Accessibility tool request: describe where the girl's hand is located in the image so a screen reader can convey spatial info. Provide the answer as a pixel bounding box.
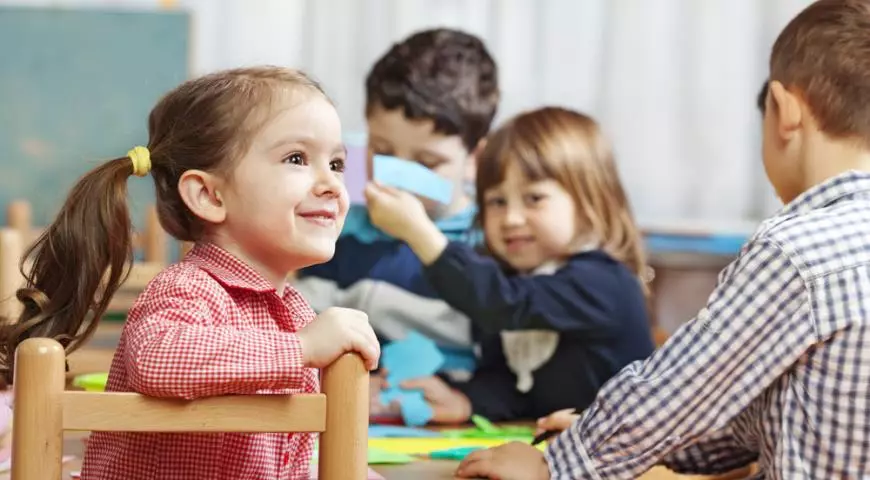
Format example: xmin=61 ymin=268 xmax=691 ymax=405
xmin=369 ymin=370 xmax=401 ymax=418
xmin=400 ymin=376 xmax=472 ymax=424
xmin=535 ymin=408 xmax=580 ymax=437
xmin=298 ymin=307 xmax=380 ymax=370
xmin=365 ymin=183 xmax=430 ymax=241
xmin=365 ymin=183 xmax=448 ymax=265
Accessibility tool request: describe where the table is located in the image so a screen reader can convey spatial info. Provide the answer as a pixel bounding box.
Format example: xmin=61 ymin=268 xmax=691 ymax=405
xmin=51 ymin=324 xmax=752 ymax=479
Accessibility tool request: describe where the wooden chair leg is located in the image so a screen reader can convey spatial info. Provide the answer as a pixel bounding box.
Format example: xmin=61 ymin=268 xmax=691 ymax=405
xmin=6 ymin=201 xmax=31 ymax=244
xmin=11 ymin=338 xmax=66 ymax=480
xmin=0 ymin=229 xmax=24 ymax=322
xmin=319 ymin=353 xmax=368 ymax=480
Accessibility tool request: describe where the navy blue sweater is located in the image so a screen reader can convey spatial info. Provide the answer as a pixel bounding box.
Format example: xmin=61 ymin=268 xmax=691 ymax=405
xmin=425 ymin=242 xmax=655 ymax=421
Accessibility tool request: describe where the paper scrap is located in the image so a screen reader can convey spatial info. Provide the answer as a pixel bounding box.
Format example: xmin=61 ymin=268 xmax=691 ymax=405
xmin=373 ymin=154 xmax=453 ymax=204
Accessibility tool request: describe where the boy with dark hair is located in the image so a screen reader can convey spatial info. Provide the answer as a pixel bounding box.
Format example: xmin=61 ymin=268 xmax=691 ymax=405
xmin=295 ymin=28 xmax=499 ymax=378
xmin=455 ymin=1 xmax=870 ymax=478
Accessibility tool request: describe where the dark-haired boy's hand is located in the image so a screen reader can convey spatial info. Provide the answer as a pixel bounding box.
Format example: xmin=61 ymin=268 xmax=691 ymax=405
xmin=455 ymin=442 xmax=550 ymax=479
xmin=365 ymin=183 xmax=449 ymax=265
xmin=400 ymin=376 xmax=472 ymax=424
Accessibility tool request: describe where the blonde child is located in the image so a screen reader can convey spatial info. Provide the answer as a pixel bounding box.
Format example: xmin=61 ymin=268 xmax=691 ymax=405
xmin=0 ymin=66 xmax=379 ymax=479
xmin=456 ymin=1 xmax=870 ymax=478
xmin=365 ymin=107 xmax=654 ymax=424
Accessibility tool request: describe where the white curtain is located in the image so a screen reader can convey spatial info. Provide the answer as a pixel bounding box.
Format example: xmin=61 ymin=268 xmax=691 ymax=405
xmin=3 ymin=0 xmax=816 ymax=228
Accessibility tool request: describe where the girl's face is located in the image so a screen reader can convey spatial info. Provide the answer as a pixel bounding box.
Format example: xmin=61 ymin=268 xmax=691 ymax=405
xmin=215 ymin=91 xmax=350 ymax=284
xmin=482 ymin=163 xmax=583 ymax=273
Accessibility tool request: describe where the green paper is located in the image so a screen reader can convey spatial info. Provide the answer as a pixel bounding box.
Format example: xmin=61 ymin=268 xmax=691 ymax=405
xmin=443 ymin=415 xmax=535 ymax=440
xmin=312 ymin=446 xmax=415 ymax=465
xmin=72 ymin=372 xmax=108 ymax=392
xmin=470 ymin=414 xmax=498 ymax=433
xmin=367 ymin=447 xmax=416 ymax=464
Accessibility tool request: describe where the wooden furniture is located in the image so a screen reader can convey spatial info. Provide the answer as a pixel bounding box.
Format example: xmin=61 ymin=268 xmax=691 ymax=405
xmin=11 ymin=338 xmax=368 ymax=480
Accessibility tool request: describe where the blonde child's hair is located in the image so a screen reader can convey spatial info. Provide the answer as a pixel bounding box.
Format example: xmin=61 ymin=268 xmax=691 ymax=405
xmin=476 ymin=106 xmax=649 ymax=293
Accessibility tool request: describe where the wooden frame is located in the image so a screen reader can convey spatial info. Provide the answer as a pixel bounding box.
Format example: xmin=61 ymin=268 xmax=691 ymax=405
xmin=11 ymin=338 xmax=368 ymax=479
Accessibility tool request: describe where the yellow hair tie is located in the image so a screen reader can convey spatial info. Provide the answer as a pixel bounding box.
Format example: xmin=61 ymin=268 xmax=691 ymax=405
xmin=128 ymin=146 xmax=151 ymax=177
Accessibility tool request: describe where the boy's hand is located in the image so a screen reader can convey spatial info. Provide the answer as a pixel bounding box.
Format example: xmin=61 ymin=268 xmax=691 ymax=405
xmin=455 ymin=442 xmax=550 ymax=479
xmin=400 ymin=376 xmax=472 ymax=424
xmin=365 ymin=183 xmax=449 ymax=265
xmin=535 ymin=408 xmax=581 ymax=437
xmin=298 ymin=307 xmax=380 ymax=370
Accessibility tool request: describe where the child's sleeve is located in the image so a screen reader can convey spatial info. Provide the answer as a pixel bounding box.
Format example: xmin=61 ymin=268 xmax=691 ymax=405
xmin=423 ymin=242 xmax=626 ymax=335
xmin=660 ymin=427 xmax=758 ymax=475
xmin=542 ymin=239 xmax=816 ymax=479
xmin=123 ymin=285 xmax=309 ymax=400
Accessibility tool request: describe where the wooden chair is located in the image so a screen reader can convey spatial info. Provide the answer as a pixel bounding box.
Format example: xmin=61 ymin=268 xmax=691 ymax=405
xmin=0 ymin=228 xmax=24 ymax=321
xmin=11 ymin=338 xmax=368 ymax=479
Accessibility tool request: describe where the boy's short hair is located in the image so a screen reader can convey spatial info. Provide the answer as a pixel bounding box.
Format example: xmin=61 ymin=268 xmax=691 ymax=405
xmin=757 ymin=81 xmax=769 ymax=113
xmin=365 ymin=28 xmax=499 ymax=151
xmin=770 ymin=0 xmax=870 ymax=145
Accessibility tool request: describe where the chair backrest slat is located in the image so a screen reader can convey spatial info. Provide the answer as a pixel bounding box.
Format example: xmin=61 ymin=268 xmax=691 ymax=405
xmin=62 ymin=391 xmax=327 ymax=433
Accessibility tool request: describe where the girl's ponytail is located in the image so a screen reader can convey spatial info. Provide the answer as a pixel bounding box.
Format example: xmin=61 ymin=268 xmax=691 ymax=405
xmin=0 ymin=149 xmax=148 ymax=384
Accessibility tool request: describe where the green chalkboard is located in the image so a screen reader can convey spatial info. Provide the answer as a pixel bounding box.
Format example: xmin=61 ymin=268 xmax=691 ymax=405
xmin=0 ymin=6 xmax=190 ymax=229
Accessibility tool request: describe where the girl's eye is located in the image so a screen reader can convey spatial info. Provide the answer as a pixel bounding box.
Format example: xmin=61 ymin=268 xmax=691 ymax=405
xmin=283 ymin=152 xmax=305 ymax=165
xmin=484 ymin=197 xmax=506 ymax=207
xmin=330 ymin=158 xmax=346 ymax=172
xmin=525 ymin=193 xmax=546 ymax=204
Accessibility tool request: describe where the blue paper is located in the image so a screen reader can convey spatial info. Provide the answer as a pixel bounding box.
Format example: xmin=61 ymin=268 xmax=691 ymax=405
xmin=429 ymin=446 xmax=484 ymax=460
xmin=381 ymin=331 xmax=445 ymax=386
xmin=377 ymin=331 xmax=445 ymax=427
xmin=368 ymin=425 xmax=441 ymax=438
xmin=397 ymin=390 xmax=434 ymax=427
xmin=373 ymin=154 xmax=453 ymax=204
xmin=379 ymin=389 xmax=434 ymax=426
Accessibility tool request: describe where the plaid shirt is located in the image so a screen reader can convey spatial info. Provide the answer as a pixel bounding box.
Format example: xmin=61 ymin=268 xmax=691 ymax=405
xmin=546 ymin=171 xmax=870 ymax=479
xmin=81 ymin=243 xmax=319 ymax=480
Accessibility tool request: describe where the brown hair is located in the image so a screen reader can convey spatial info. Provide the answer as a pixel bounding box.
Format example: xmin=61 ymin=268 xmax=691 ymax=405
xmin=770 ymin=0 xmax=870 ymax=145
xmin=0 ymin=66 xmax=326 ymax=384
xmin=365 ymin=28 xmax=500 ymax=151
xmin=476 ymin=106 xmax=649 ymax=294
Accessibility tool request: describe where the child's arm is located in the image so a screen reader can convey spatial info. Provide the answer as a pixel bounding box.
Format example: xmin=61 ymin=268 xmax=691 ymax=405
xmin=660 ymin=427 xmax=758 ymax=475
xmin=417 ymin=240 xmax=627 ymax=335
xmin=541 ymin=239 xmax=815 ymax=478
xmin=115 ymin=273 xmax=379 ymax=400
xmin=124 ymin=292 xmax=309 ymax=399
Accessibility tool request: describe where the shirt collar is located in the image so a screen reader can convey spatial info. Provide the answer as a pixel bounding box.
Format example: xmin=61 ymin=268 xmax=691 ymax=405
xmin=186 ymin=242 xmax=276 ymax=294
xmin=775 ymin=170 xmax=870 ymax=219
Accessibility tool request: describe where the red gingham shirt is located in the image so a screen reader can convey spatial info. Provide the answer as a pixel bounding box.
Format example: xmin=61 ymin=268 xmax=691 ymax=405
xmin=81 ymin=242 xmax=319 ymax=480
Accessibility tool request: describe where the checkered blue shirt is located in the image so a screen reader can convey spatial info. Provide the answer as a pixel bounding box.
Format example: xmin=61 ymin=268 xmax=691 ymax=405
xmin=546 ymin=171 xmax=870 ymax=479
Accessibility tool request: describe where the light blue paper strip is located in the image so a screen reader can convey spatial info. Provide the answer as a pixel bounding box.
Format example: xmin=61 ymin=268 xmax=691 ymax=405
xmin=368 ymin=425 xmax=441 ymax=438
xmin=373 ymin=154 xmax=453 ymax=204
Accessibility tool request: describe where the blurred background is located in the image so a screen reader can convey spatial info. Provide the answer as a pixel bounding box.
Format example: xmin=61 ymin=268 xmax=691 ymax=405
xmin=0 ymin=0 xmax=817 ymax=331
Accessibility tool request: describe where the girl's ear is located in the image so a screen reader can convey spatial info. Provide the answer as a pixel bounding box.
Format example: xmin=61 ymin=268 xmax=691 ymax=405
xmin=178 ymin=170 xmax=227 ymax=224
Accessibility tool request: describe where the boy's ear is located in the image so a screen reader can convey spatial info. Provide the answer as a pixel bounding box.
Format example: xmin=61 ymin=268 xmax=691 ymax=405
xmin=768 ymin=80 xmax=803 ymax=141
xmin=178 ymin=170 xmax=227 ymax=225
